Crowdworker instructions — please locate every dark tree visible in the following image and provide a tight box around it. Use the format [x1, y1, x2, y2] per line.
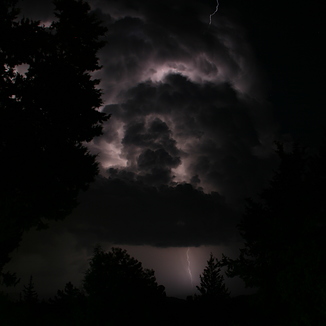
[196, 253, 230, 301]
[83, 246, 165, 324]
[83, 246, 165, 301]
[221, 142, 326, 325]
[22, 275, 38, 304]
[190, 253, 231, 326]
[51, 281, 84, 305]
[0, 270, 20, 287]
[50, 282, 86, 323]
[0, 0, 109, 276]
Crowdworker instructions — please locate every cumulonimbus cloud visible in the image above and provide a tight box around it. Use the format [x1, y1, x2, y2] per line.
[69, 0, 278, 247]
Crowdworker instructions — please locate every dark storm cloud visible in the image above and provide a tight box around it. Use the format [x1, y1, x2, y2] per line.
[79, 0, 278, 247]
[67, 176, 237, 247]
[109, 115, 182, 185]
[137, 148, 180, 170]
[137, 148, 180, 185]
[122, 118, 179, 156]
[91, 0, 259, 101]
[102, 74, 275, 200]
[14, 0, 277, 248]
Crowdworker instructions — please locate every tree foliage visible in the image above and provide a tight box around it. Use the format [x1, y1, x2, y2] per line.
[0, 0, 109, 274]
[83, 246, 165, 324]
[83, 246, 165, 302]
[22, 275, 38, 304]
[51, 281, 84, 305]
[196, 253, 230, 301]
[49, 281, 86, 324]
[221, 141, 326, 325]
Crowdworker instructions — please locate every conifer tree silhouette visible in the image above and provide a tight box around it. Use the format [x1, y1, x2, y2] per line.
[196, 253, 230, 301]
[22, 275, 38, 304]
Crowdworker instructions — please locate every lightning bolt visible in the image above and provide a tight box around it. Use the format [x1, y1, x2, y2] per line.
[209, 0, 219, 25]
[186, 248, 193, 287]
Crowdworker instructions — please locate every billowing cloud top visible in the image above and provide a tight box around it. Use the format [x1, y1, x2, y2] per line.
[65, 0, 278, 247]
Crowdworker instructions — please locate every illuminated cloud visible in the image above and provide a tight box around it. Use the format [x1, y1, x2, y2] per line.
[20, 0, 277, 247]
[66, 0, 278, 248]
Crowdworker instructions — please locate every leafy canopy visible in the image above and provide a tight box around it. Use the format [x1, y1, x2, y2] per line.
[0, 0, 109, 275]
[83, 246, 166, 304]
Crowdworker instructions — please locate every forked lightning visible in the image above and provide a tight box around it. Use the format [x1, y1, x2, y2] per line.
[186, 248, 193, 287]
[209, 0, 219, 25]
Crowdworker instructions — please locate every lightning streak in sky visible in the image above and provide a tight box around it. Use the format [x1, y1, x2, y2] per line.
[186, 248, 193, 287]
[209, 0, 219, 25]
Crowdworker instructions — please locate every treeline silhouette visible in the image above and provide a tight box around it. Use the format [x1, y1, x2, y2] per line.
[2, 139, 323, 326]
[0, 246, 233, 326]
[1, 155, 326, 325]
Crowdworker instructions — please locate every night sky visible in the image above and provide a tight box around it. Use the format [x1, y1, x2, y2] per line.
[4, 0, 325, 299]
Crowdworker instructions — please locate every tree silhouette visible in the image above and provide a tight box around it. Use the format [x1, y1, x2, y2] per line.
[0, 0, 109, 275]
[196, 253, 230, 301]
[83, 246, 165, 301]
[22, 275, 38, 304]
[49, 282, 86, 324]
[190, 253, 231, 326]
[51, 281, 84, 305]
[83, 246, 165, 324]
[221, 142, 326, 325]
[0, 270, 20, 287]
